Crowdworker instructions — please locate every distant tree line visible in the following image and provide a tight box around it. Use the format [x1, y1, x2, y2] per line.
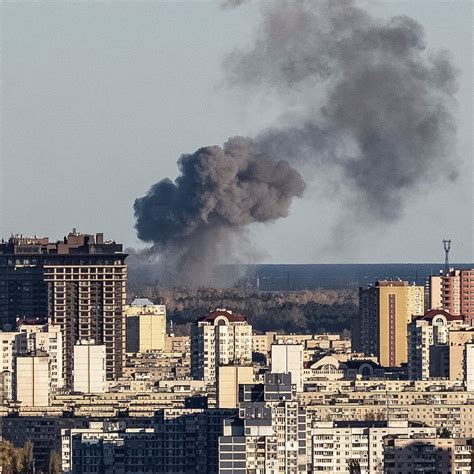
[126, 285, 358, 336]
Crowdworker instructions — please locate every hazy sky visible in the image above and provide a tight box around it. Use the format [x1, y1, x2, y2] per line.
[1, 0, 472, 263]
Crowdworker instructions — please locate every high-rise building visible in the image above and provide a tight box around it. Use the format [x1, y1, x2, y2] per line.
[359, 281, 424, 367]
[191, 309, 252, 381]
[0, 231, 127, 384]
[408, 309, 466, 380]
[125, 298, 166, 353]
[270, 343, 304, 392]
[428, 269, 474, 319]
[73, 341, 106, 393]
[219, 373, 308, 473]
[448, 328, 474, 381]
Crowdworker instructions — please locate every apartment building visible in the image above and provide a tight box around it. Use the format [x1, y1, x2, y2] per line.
[428, 268, 474, 319]
[311, 420, 436, 473]
[359, 281, 424, 367]
[384, 436, 473, 473]
[448, 328, 474, 381]
[17, 317, 64, 390]
[61, 409, 234, 474]
[191, 309, 252, 381]
[408, 309, 466, 380]
[125, 298, 166, 353]
[0, 232, 127, 385]
[219, 373, 308, 473]
[0, 331, 26, 400]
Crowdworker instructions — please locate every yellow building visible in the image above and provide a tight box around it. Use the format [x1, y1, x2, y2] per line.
[360, 281, 424, 367]
[217, 365, 253, 408]
[125, 298, 166, 353]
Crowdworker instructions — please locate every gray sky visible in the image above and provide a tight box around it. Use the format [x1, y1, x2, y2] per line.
[1, 0, 472, 263]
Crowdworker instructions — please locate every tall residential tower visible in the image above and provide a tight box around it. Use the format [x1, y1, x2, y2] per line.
[0, 231, 127, 384]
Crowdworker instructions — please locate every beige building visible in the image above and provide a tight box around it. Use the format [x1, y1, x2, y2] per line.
[448, 328, 474, 381]
[466, 343, 474, 391]
[125, 298, 166, 353]
[0, 331, 26, 400]
[217, 365, 253, 408]
[384, 436, 473, 473]
[73, 341, 106, 393]
[164, 335, 190, 354]
[191, 309, 252, 382]
[16, 354, 49, 406]
[17, 319, 64, 390]
[359, 281, 424, 367]
[408, 309, 466, 380]
[312, 420, 436, 473]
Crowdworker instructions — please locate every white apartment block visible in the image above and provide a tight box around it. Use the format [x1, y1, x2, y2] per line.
[73, 341, 106, 393]
[271, 343, 304, 392]
[18, 319, 64, 389]
[191, 309, 252, 381]
[0, 331, 25, 400]
[16, 354, 50, 406]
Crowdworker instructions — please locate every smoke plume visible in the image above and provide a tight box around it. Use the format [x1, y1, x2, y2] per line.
[134, 137, 305, 285]
[226, 0, 458, 220]
[134, 0, 458, 285]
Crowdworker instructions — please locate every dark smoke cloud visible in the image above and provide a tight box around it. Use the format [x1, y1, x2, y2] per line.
[134, 137, 305, 285]
[134, 0, 458, 285]
[225, 0, 458, 220]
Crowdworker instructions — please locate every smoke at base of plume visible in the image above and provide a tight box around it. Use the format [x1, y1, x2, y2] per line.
[225, 0, 458, 221]
[134, 137, 305, 286]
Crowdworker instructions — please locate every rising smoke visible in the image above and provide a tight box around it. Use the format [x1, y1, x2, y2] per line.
[134, 0, 458, 285]
[225, 0, 458, 220]
[134, 137, 305, 286]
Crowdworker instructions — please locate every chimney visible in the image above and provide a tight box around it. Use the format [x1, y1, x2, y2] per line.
[96, 233, 104, 244]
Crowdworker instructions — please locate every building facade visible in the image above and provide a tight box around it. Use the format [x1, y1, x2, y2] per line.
[0, 232, 127, 385]
[407, 309, 466, 380]
[73, 341, 106, 393]
[191, 309, 252, 381]
[428, 269, 474, 319]
[125, 298, 166, 353]
[359, 281, 424, 367]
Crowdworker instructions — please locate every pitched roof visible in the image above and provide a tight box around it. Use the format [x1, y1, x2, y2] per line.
[415, 309, 465, 323]
[197, 309, 247, 323]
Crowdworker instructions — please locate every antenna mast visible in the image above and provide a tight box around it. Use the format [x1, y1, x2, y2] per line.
[442, 239, 451, 275]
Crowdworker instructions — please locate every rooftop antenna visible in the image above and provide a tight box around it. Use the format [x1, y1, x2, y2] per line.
[443, 239, 451, 275]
